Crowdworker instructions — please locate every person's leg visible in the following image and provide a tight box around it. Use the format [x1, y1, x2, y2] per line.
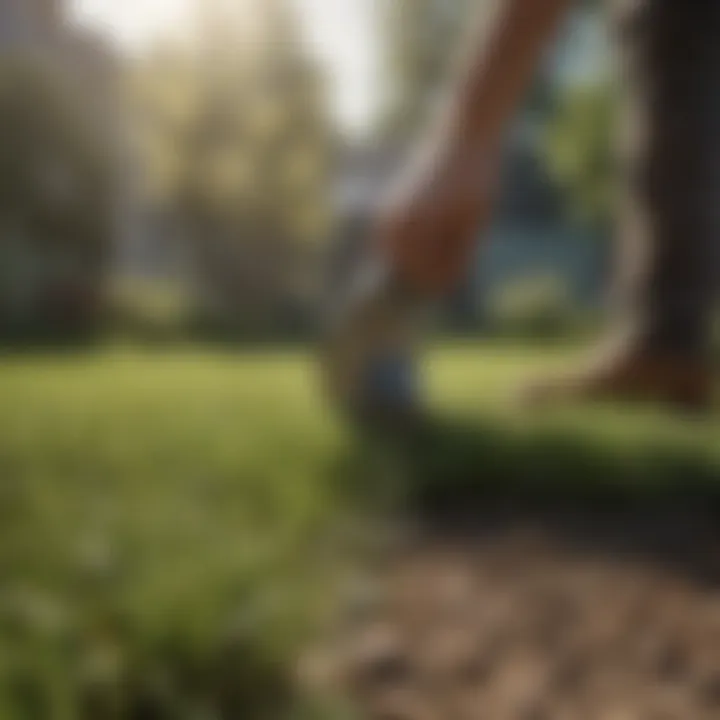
[527, 0, 720, 409]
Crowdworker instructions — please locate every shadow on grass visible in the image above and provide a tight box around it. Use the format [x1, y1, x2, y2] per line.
[336, 410, 720, 586]
[347, 412, 720, 508]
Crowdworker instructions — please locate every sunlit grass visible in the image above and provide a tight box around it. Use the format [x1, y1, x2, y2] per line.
[418, 341, 720, 506]
[0, 348, 351, 718]
[0, 342, 718, 716]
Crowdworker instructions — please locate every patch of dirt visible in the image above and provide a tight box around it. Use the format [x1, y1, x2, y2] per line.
[320, 506, 720, 719]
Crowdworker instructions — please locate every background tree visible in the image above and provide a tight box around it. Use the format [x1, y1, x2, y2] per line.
[131, 0, 334, 336]
[378, 0, 477, 142]
[0, 58, 114, 340]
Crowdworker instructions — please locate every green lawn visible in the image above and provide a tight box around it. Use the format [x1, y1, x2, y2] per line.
[0, 348, 351, 719]
[0, 343, 718, 718]
[423, 342, 720, 497]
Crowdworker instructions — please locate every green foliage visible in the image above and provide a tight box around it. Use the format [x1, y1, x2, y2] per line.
[109, 279, 194, 344]
[378, 0, 478, 139]
[130, 0, 334, 329]
[487, 273, 586, 340]
[0, 58, 114, 340]
[543, 82, 615, 228]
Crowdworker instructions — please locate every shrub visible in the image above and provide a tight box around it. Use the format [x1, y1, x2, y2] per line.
[486, 273, 582, 340]
[108, 279, 193, 344]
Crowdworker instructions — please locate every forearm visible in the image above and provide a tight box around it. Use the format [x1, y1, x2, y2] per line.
[438, 0, 574, 149]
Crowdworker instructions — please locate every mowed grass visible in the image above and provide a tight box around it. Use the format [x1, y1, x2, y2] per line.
[0, 342, 719, 718]
[419, 342, 720, 504]
[0, 348, 351, 719]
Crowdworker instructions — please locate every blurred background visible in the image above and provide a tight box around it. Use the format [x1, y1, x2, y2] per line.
[0, 0, 612, 345]
[3, 2, 720, 720]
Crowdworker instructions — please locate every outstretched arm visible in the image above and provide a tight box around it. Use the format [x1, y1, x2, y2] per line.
[382, 0, 574, 293]
[445, 0, 574, 144]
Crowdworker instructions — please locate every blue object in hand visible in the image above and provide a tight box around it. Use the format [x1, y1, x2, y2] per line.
[362, 353, 417, 410]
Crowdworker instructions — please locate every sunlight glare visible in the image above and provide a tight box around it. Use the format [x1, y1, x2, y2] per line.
[73, 0, 378, 134]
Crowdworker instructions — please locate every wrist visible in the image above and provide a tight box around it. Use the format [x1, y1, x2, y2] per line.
[428, 84, 499, 157]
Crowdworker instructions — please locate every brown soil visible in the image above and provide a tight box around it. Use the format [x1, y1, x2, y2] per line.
[325, 506, 720, 720]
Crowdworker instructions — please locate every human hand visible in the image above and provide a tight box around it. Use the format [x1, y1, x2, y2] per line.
[375, 139, 500, 295]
